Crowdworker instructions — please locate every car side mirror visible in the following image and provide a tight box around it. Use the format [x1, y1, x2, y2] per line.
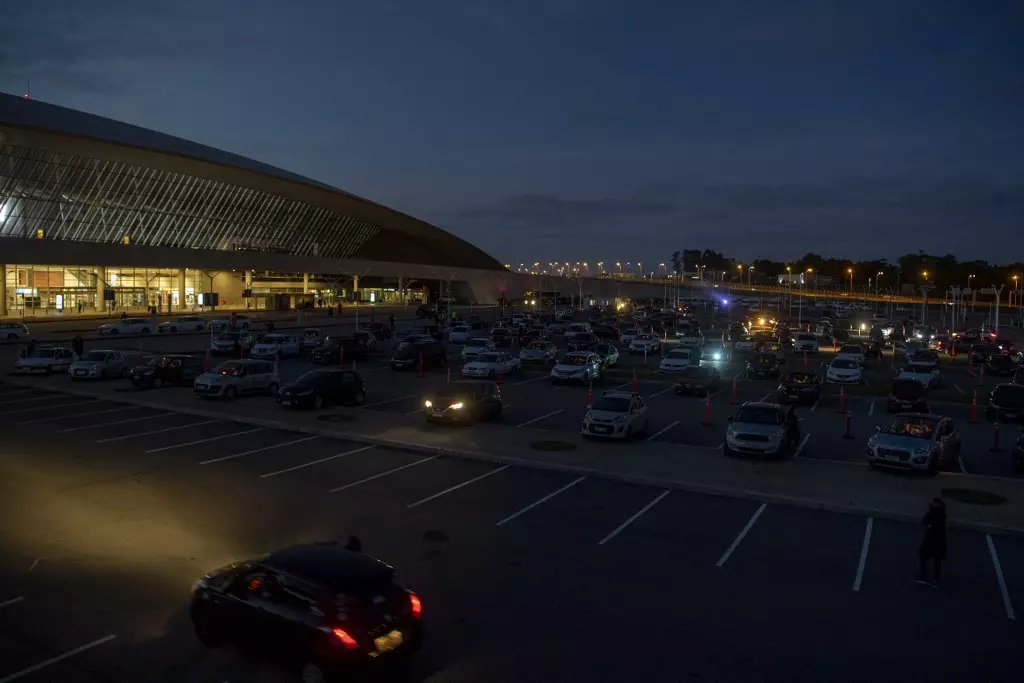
[727, 416, 733, 423]
[19, 350, 26, 358]
[875, 425, 881, 432]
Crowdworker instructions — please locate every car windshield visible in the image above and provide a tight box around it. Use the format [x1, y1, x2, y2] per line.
[157, 357, 181, 367]
[735, 406, 783, 425]
[27, 349, 58, 358]
[452, 326, 469, 333]
[526, 342, 547, 350]
[885, 417, 937, 438]
[667, 350, 690, 359]
[785, 373, 814, 384]
[890, 380, 924, 400]
[82, 351, 107, 361]
[295, 370, 328, 384]
[797, 334, 815, 341]
[682, 366, 712, 378]
[992, 385, 1024, 405]
[260, 335, 286, 343]
[592, 396, 630, 412]
[831, 359, 858, 370]
[217, 333, 240, 341]
[492, 329, 509, 336]
[466, 339, 489, 347]
[477, 354, 501, 364]
[840, 346, 862, 354]
[905, 364, 935, 374]
[562, 355, 589, 366]
[215, 362, 246, 377]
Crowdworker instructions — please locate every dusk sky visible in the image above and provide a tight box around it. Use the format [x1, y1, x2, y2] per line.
[3, 0, 1021, 269]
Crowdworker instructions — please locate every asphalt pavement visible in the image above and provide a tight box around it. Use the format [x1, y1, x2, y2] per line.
[0, 381, 1022, 682]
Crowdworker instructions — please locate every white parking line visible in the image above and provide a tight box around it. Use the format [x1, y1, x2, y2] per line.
[867, 401, 875, 417]
[716, 503, 767, 567]
[329, 456, 438, 493]
[0, 388, 45, 397]
[598, 490, 671, 545]
[96, 419, 220, 443]
[0, 399, 101, 415]
[0, 633, 116, 683]
[953, 383, 965, 394]
[646, 420, 679, 442]
[405, 406, 425, 415]
[495, 476, 587, 526]
[145, 427, 264, 453]
[406, 465, 510, 508]
[649, 385, 676, 399]
[513, 374, 551, 385]
[0, 393, 57, 405]
[17, 405, 141, 425]
[362, 394, 414, 408]
[516, 409, 563, 428]
[986, 534, 1016, 620]
[260, 445, 375, 478]
[59, 412, 176, 433]
[200, 436, 318, 465]
[810, 397, 820, 412]
[0, 596, 24, 610]
[792, 433, 810, 458]
[852, 517, 873, 592]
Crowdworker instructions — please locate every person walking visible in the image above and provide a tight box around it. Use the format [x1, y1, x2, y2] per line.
[72, 334, 84, 360]
[915, 498, 947, 587]
[388, 313, 396, 337]
[26, 337, 37, 357]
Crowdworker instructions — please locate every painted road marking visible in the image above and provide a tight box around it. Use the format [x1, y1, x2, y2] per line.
[329, 456, 438, 493]
[145, 428, 264, 453]
[59, 412, 174, 433]
[867, 401, 875, 417]
[96, 419, 220, 443]
[598, 490, 671, 545]
[516, 409, 563, 428]
[406, 465, 510, 508]
[201, 436, 318, 465]
[16, 405, 141, 425]
[513, 374, 552, 385]
[404, 406, 425, 415]
[495, 476, 587, 526]
[716, 503, 767, 567]
[792, 433, 810, 458]
[852, 517, 873, 592]
[0, 399, 101, 415]
[986, 534, 1016, 620]
[0, 388, 46, 397]
[810, 397, 820, 412]
[0, 596, 25, 610]
[0, 633, 116, 683]
[261, 445, 375, 478]
[362, 394, 414, 408]
[649, 385, 676, 399]
[953, 383, 965, 394]
[646, 420, 679, 442]
[0, 394, 59, 406]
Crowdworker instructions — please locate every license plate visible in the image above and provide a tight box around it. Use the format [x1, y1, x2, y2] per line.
[196, 384, 207, 390]
[786, 392, 799, 398]
[75, 370, 87, 375]
[374, 629, 404, 653]
[884, 453, 902, 461]
[282, 400, 293, 406]
[901, 402, 912, 407]
[591, 425, 611, 433]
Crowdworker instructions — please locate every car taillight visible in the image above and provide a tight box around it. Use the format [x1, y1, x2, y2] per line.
[409, 592, 423, 618]
[332, 627, 360, 649]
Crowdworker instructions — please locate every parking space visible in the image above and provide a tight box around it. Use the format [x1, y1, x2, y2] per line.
[0, 379, 1021, 682]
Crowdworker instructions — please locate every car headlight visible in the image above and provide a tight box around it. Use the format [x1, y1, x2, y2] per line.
[424, 400, 432, 408]
[867, 436, 877, 447]
[451, 402, 463, 410]
[713, 353, 721, 360]
[144, 370, 155, 376]
[89, 367, 100, 375]
[614, 415, 628, 422]
[769, 431, 780, 439]
[727, 426, 737, 437]
[297, 389, 314, 396]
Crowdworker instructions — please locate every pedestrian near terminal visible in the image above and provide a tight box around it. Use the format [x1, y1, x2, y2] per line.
[26, 337, 37, 357]
[915, 498, 947, 587]
[389, 313, 396, 335]
[72, 334, 84, 360]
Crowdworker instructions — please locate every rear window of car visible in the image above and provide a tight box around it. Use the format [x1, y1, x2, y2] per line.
[890, 380, 924, 399]
[992, 385, 1024, 404]
[735, 406, 782, 425]
[592, 396, 630, 412]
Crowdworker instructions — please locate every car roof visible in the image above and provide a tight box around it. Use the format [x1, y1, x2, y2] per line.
[263, 543, 393, 591]
[741, 401, 782, 409]
[600, 390, 636, 399]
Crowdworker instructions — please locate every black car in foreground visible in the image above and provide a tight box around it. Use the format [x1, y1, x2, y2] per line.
[776, 371, 821, 404]
[674, 365, 721, 396]
[863, 340, 883, 359]
[988, 354, 1017, 377]
[391, 340, 447, 371]
[423, 380, 503, 424]
[131, 354, 204, 388]
[1014, 433, 1024, 472]
[887, 378, 929, 414]
[986, 383, 1024, 423]
[277, 369, 366, 409]
[190, 542, 423, 681]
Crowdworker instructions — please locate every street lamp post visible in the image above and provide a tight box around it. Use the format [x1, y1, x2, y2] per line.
[847, 268, 853, 295]
[967, 274, 976, 315]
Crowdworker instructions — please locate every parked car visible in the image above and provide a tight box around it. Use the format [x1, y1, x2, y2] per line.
[251, 334, 301, 359]
[360, 322, 392, 339]
[461, 337, 495, 362]
[581, 391, 649, 439]
[157, 316, 207, 333]
[312, 332, 376, 364]
[835, 344, 865, 365]
[423, 380, 503, 424]
[969, 344, 997, 365]
[986, 383, 1024, 423]
[886, 378, 929, 414]
[447, 325, 472, 344]
[867, 414, 961, 473]
[897, 362, 942, 390]
[209, 315, 252, 332]
[724, 402, 794, 458]
[793, 333, 819, 354]
[300, 328, 327, 349]
[98, 318, 153, 335]
[863, 340, 883, 359]
[660, 348, 699, 373]
[674, 366, 721, 396]
[550, 352, 602, 384]
[210, 331, 254, 356]
[1, 322, 31, 341]
[628, 333, 661, 355]
[131, 355, 204, 388]
[776, 371, 822, 404]
[391, 339, 447, 371]
[593, 342, 620, 368]
[567, 332, 600, 353]
[618, 328, 640, 345]
[68, 349, 128, 380]
[277, 369, 366, 409]
[490, 328, 516, 349]
[193, 360, 280, 398]
[826, 358, 862, 384]
[13, 347, 74, 374]
[988, 354, 1017, 377]
[461, 352, 521, 378]
[189, 543, 423, 681]
[519, 341, 558, 365]
[746, 352, 781, 380]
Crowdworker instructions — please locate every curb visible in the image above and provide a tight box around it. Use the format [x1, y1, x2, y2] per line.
[5, 378, 1023, 539]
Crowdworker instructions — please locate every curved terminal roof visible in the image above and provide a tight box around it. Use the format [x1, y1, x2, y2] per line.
[0, 92, 504, 270]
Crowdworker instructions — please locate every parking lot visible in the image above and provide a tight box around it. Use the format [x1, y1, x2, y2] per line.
[0, 379, 1021, 682]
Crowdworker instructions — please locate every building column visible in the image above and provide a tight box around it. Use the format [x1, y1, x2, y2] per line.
[96, 266, 106, 313]
[178, 268, 187, 312]
[0, 264, 7, 317]
[397, 276, 404, 304]
[352, 274, 359, 302]
[303, 272, 310, 294]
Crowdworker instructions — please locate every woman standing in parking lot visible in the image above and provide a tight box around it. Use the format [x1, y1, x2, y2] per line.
[916, 498, 947, 587]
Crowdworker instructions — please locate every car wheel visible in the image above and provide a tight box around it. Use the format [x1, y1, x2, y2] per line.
[266, 382, 279, 396]
[313, 395, 324, 410]
[300, 662, 327, 683]
[5, 333, 15, 341]
[354, 389, 366, 405]
[224, 386, 237, 399]
[153, 377, 163, 388]
[109, 329, 119, 335]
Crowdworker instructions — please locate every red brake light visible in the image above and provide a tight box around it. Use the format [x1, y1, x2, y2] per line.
[332, 627, 359, 649]
[409, 592, 423, 618]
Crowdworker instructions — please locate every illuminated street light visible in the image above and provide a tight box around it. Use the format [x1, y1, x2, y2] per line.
[847, 267, 854, 294]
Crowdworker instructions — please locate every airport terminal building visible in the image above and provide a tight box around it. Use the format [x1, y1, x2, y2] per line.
[0, 93, 516, 318]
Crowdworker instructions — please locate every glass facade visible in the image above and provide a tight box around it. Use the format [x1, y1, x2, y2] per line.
[0, 144, 381, 257]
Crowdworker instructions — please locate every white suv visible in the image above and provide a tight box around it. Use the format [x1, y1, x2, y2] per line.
[0, 322, 30, 341]
[794, 333, 819, 353]
[194, 360, 280, 399]
[581, 391, 649, 439]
